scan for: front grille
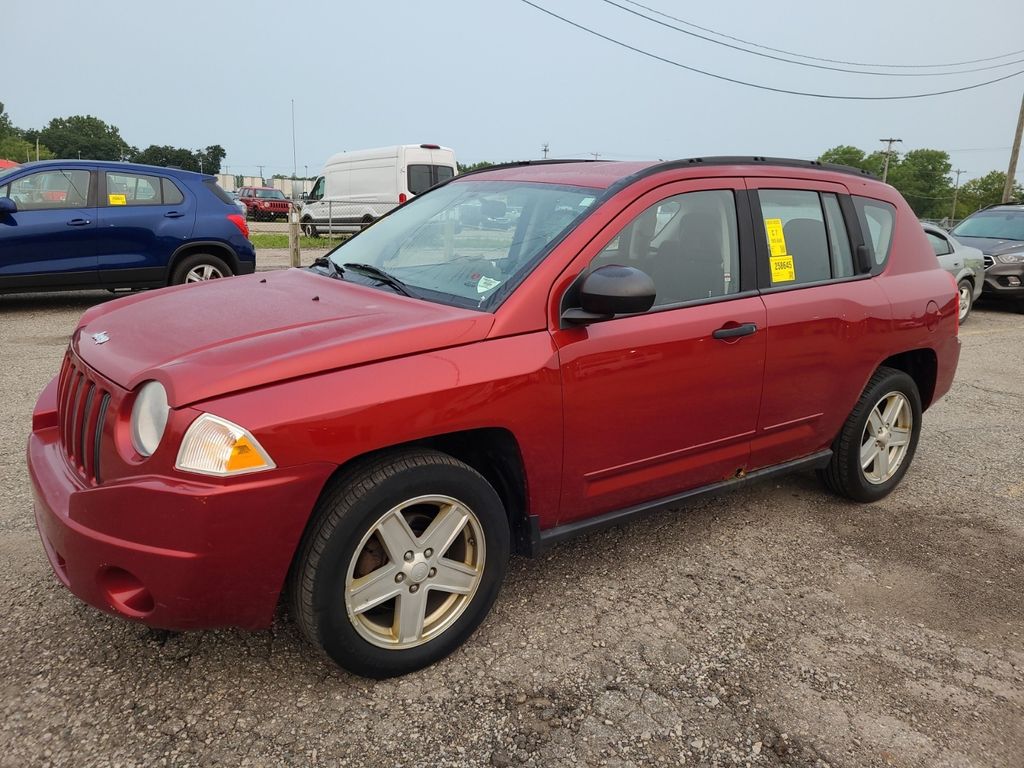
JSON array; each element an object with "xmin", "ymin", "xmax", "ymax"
[
  {"xmin": 56, "ymin": 353, "xmax": 111, "ymax": 485},
  {"xmin": 984, "ymin": 254, "xmax": 994, "ymax": 269}
]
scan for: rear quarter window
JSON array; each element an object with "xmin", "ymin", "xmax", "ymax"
[
  {"xmin": 853, "ymin": 197, "xmax": 896, "ymax": 267},
  {"xmin": 203, "ymin": 179, "xmax": 236, "ymax": 205}
]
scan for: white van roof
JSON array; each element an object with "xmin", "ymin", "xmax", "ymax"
[{"xmin": 323, "ymin": 144, "xmax": 455, "ymax": 167}]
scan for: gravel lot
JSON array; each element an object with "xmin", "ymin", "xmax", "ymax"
[{"xmin": 1, "ymin": 268, "xmax": 1022, "ymax": 768}]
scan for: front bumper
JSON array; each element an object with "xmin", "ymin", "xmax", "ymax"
[
  {"xmin": 982, "ymin": 262, "xmax": 1024, "ymax": 298},
  {"xmin": 29, "ymin": 423, "xmax": 335, "ymax": 630}
]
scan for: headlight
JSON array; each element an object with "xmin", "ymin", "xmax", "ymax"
[
  {"xmin": 175, "ymin": 413, "xmax": 275, "ymax": 477},
  {"xmin": 130, "ymin": 381, "xmax": 169, "ymax": 457},
  {"xmin": 996, "ymin": 253, "xmax": 1024, "ymax": 264}
]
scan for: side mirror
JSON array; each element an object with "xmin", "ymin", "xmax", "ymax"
[
  {"xmin": 0, "ymin": 197, "xmax": 17, "ymax": 215},
  {"xmin": 563, "ymin": 265, "xmax": 656, "ymax": 324}
]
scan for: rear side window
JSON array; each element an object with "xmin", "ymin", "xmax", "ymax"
[
  {"xmin": 821, "ymin": 193, "xmax": 854, "ymax": 278},
  {"xmin": 926, "ymin": 231, "xmax": 952, "ymax": 256},
  {"xmin": 408, "ymin": 165, "xmax": 454, "ymax": 196},
  {"xmin": 853, "ymin": 197, "xmax": 896, "ymax": 267},
  {"xmin": 203, "ymin": 179, "xmax": 235, "ymax": 205},
  {"xmin": 162, "ymin": 178, "xmax": 184, "ymax": 205}
]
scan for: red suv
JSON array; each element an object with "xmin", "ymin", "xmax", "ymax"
[
  {"xmin": 237, "ymin": 186, "xmax": 290, "ymax": 221},
  {"xmin": 28, "ymin": 157, "xmax": 959, "ymax": 677}
]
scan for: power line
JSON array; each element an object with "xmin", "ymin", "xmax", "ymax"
[
  {"xmin": 602, "ymin": 0, "xmax": 1024, "ymax": 77},
  {"xmin": 618, "ymin": 0, "xmax": 1024, "ymax": 70},
  {"xmin": 519, "ymin": 0, "xmax": 1024, "ymax": 100}
]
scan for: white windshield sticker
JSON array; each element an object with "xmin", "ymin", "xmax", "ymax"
[
  {"xmin": 477, "ymin": 276, "xmax": 501, "ymax": 293},
  {"xmin": 579, "ymin": 197, "xmax": 595, "ymax": 208}
]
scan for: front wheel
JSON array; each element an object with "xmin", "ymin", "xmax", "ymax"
[
  {"xmin": 291, "ymin": 449, "xmax": 510, "ymax": 678},
  {"xmin": 302, "ymin": 218, "xmax": 319, "ymax": 238},
  {"xmin": 957, "ymin": 279, "xmax": 974, "ymax": 324},
  {"xmin": 818, "ymin": 366, "xmax": 922, "ymax": 502}
]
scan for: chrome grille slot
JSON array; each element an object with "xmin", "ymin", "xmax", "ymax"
[
  {"xmin": 984, "ymin": 254, "xmax": 994, "ymax": 269},
  {"xmin": 56, "ymin": 351, "xmax": 112, "ymax": 485}
]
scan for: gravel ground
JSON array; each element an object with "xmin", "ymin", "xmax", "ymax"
[{"xmin": 1, "ymin": 271, "xmax": 1022, "ymax": 768}]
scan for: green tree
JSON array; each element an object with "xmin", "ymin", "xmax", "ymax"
[
  {"xmin": 457, "ymin": 161, "xmax": 495, "ymax": 173},
  {"xmin": 38, "ymin": 115, "xmax": 133, "ymax": 160},
  {"xmin": 955, "ymin": 171, "xmax": 1024, "ymax": 217},
  {"xmin": 131, "ymin": 144, "xmax": 226, "ymax": 174},
  {"xmin": 0, "ymin": 102, "xmax": 55, "ymax": 162},
  {"xmin": 886, "ymin": 149, "xmax": 952, "ymax": 218}
]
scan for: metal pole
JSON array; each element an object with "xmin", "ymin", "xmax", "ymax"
[
  {"xmin": 951, "ymin": 168, "xmax": 964, "ymax": 221},
  {"xmin": 291, "ymin": 99, "xmax": 297, "ymax": 180},
  {"xmin": 1002, "ymin": 90, "xmax": 1024, "ymax": 203}
]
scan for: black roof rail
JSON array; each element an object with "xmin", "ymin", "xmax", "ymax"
[
  {"xmin": 455, "ymin": 158, "xmax": 607, "ymax": 180},
  {"xmin": 979, "ymin": 200, "xmax": 1022, "ymax": 210}
]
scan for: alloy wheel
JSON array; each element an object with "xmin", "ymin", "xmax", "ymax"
[{"xmin": 859, "ymin": 391, "xmax": 913, "ymax": 485}]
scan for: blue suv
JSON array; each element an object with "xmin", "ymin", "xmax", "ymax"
[{"xmin": 0, "ymin": 160, "xmax": 255, "ymax": 293}]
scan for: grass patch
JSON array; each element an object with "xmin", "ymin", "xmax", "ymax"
[{"xmin": 250, "ymin": 233, "xmax": 348, "ymax": 250}]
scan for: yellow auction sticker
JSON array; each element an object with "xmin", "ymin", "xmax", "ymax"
[
  {"xmin": 770, "ymin": 255, "xmax": 796, "ymax": 283},
  {"xmin": 108, "ymin": 194, "xmax": 127, "ymax": 206},
  {"xmin": 764, "ymin": 218, "xmax": 787, "ymax": 257}
]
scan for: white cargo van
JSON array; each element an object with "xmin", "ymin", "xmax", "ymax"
[{"xmin": 299, "ymin": 144, "xmax": 457, "ymax": 235}]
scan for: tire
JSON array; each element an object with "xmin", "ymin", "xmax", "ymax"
[
  {"xmin": 170, "ymin": 253, "xmax": 232, "ymax": 285},
  {"xmin": 290, "ymin": 449, "xmax": 510, "ymax": 678},
  {"xmin": 957, "ymin": 279, "xmax": 974, "ymax": 324},
  {"xmin": 818, "ymin": 366, "xmax": 922, "ymax": 503},
  {"xmin": 302, "ymin": 218, "xmax": 319, "ymax": 238}
]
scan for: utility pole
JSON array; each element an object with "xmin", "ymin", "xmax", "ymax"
[
  {"xmin": 291, "ymin": 98, "xmax": 298, "ymax": 180},
  {"xmin": 542, "ymin": 143, "xmax": 549, "ymax": 159},
  {"xmin": 590, "ymin": 151, "xmax": 601, "ymax": 160},
  {"xmin": 1002, "ymin": 90, "xmax": 1024, "ymax": 203},
  {"xmin": 951, "ymin": 168, "xmax": 965, "ymax": 221},
  {"xmin": 879, "ymin": 137, "xmax": 902, "ymax": 184},
  {"xmin": 257, "ymin": 165, "xmax": 265, "ymax": 183}
]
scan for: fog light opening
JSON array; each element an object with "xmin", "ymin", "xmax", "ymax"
[{"xmin": 99, "ymin": 567, "xmax": 155, "ymax": 617}]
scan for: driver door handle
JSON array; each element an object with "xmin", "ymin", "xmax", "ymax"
[
  {"xmin": 66, "ymin": 218, "xmax": 91, "ymax": 226},
  {"xmin": 164, "ymin": 211, "xmax": 185, "ymax": 218},
  {"xmin": 712, "ymin": 322, "xmax": 758, "ymax": 340}
]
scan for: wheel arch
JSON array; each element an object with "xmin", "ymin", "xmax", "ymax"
[{"xmin": 877, "ymin": 348, "xmax": 938, "ymax": 410}]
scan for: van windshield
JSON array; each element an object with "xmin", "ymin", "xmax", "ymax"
[{"xmin": 326, "ymin": 180, "xmax": 599, "ymax": 310}]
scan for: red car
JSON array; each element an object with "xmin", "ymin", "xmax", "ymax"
[
  {"xmin": 28, "ymin": 157, "xmax": 959, "ymax": 677},
  {"xmin": 237, "ymin": 185, "xmax": 290, "ymax": 221}
]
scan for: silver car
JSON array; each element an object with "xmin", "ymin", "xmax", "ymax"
[{"xmin": 922, "ymin": 222, "xmax": 984, "ymax": 323}]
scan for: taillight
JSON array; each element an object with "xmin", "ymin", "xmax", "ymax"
[
  {"xmin": 227, "ymin": 213, "xmax": 249, "ymax": 238},
  {"xmin": 398, "ymin": 193, "xmax": 407, "ymax": 204},
  {"xmin": 419, "ymin": 143, "xmax": 441, "ymax": 150}
]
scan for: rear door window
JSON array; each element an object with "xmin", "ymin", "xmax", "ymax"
[
  {"xmin": 105, "ymin": 172, "xmax": 162, "ymax": 206},
  {"xmin": 756, "ymin": 189, "xmax": 857, "ymax": 286},
  {"xmin": 926, "ymin": 230, "xmax": 952, "ymax": 256}
]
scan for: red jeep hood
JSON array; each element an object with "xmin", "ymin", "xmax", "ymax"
[{"xmin": 72, "ymin": 269, "xmax": 494, "ymax": 406}]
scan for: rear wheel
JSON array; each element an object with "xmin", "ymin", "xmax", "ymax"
[
  {"xmin": 291, "ymin": 449, "xmax": 510, "ymax": 678},
  {"xmin": 957, "ymin": 279, "xmax": 974, "ymax": 323},
  {"xmin": 171, "ymin": 253, "xmax": 232, "ymax": 285},
  {"xmin": 302, "ymin": 218, "xmax": 319, "ymax": 237},
  {"xmin": 818, "ymin": 366, "xmax": 922, "ymax": 502}
]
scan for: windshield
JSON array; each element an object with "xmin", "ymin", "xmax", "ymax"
[
  {"xmin": 327, "ymin": 180, "xmax": 599, "ymax": 310},
  {"xmin": 255, "ymin": 189, "xmax": 286, "ymax": 199},
  {"xmin": 952, "ymin": 210, "xmax": 1024, "ymax": 241}
]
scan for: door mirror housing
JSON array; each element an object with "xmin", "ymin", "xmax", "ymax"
[
  {"xmin": 0, "ymin": 196, "xmax": 17, "ymax": 215},
  {"xmin": 563, "ymin": 265, "xmax": 657, "ymax": 324}
]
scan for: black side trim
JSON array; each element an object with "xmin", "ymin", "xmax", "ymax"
[
  {"xmin": 97, "ymin": 266, "xmax": 167, "ymax": 288},
  {"xmin": 0, "ymin": 270, "xmax": 100, "ymax": 293},
  {"xmin": 529, "ymin": 449, "xmax": 833, "ymax": 554}
]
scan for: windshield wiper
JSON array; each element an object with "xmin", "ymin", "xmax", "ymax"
[
  {"xmin": 342, "ymin": 263, "xmax": 416, "ymax": 297},
  {"xmin": 310, "ymin": 256, "xmax": 346, "ymax": 279}
]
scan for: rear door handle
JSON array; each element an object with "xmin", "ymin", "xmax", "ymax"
[
  {"xmin": 712, "ymin": 322, "xmax": 758, "ymax": 340},
  {"xmin": 164, "ymin": 211, "xmax": 185, "ymax": 218},
  {"xmin": 66, "ymin": 218, "xmax": 91, "ymax": 226}
]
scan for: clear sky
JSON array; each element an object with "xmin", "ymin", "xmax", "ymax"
[{"xmin": 5, "ymin": 0, "xmax": 1024, "ymax": 184}]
